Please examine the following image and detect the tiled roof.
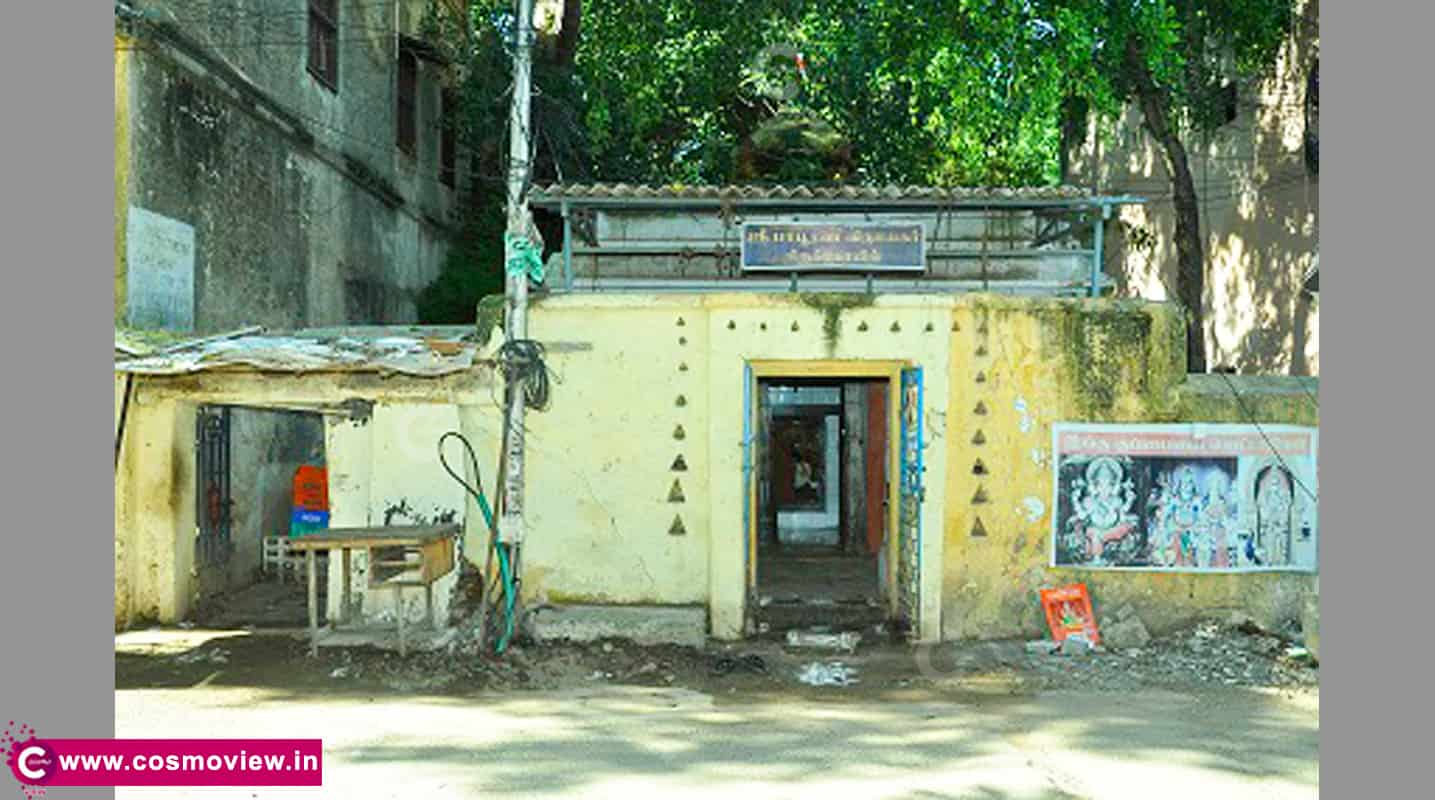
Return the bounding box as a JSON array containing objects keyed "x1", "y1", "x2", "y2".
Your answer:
[{"x1": 530, "y1": 183, "x2": 1104, "y2": 205}]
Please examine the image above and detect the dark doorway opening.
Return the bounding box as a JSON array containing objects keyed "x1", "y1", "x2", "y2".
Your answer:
[
  {"x1": 755, "y1": 377, "x2": 889, "y2": 635},
  {"x1": 191, "y1": 406, "x2": 329, "y2": 629}
]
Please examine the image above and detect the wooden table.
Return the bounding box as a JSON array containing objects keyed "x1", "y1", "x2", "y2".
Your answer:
[{"x1": 287, "y1": 524, "x2": 460, "y2": 656}]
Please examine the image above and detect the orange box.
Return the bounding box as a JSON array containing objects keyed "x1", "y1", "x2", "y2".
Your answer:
[
  {"x1": 292, "y1": 465, "x2": 329, "y2": 512},
  {"x1": 1040, "y1": 583, "x2": 1101, "y2": 646}
]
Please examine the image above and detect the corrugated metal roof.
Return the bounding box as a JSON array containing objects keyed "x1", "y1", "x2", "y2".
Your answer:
[
  {"x1": 530, "y1": 182, "x2": 1101, "y2": 205},
  {"x1": 114, "y1": 326, "x2": 486, "y2": 377}
]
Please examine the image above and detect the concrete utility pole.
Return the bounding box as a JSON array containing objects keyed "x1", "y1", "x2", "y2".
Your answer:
[{"x1": 500, "y1": 0, "x2": 535, "y2": 547}]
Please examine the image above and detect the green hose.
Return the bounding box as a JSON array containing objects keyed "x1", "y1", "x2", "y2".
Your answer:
[
  {"x1": 495, "y1": 545, "x2": 517, "y2": 653},
  {"x1": 439, "y1": 431, "x2": 518, "y2": 655}
]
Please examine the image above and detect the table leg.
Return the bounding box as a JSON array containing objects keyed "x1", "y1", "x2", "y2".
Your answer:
[
  {"x1": 341, "y1": 548, "x2": 352, "y2": 626},
  {"x1": 425, "y1": 584, "x2": 434, "y2": 630},
  {"x1": 307, "y1": 549, "x2": 318, "y2": 657},
  {"x1": 395, "y1": 584, "x2": 406, "y2": 657}
]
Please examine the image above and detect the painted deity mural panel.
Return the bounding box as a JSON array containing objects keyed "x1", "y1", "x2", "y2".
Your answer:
[{"x1": 1051, "y1": 424, "x2": 1317, "y2": 572}]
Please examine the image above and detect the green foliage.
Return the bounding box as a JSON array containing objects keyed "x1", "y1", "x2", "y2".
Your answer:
[
  {"x1": 415, "y1": 0, "x2": 1297, "y2": 325},
  {"x1": 575, "y1": 0, "x2": 1071, "y2": 185},
  {"x1": 1032, "y1": 0, "x2": 1294, "y2": 134},
  {"x1": 428, "y1": 0, "x2": 1298, "y2": 191},
  {"x1": 415, "y1": 202, "x2": 507, "y2": 325}
]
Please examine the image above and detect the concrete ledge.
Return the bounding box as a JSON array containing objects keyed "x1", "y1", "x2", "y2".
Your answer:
[
  {"x1": 1302, "y1": 576, "x2": 1319, "y2": 661},
  {"x1": 529, "y1": 605, "x2": 707, "y2": 649}
]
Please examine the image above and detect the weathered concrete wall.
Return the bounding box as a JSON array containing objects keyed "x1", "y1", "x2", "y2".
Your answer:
[
  {"x1": 117, "y1": 0, "x2": 458, "y2": 332},
  {"x1": 116, "y1": 297, "x2": 1317, "y2": 641},
  {"x1": 941, "y1": 297, "x2": 1317, "y2": 641},
  {"x1": 324, "y1": 404, "x2": 468, "y2": 627},
  {"x1": 115, "y1": 398, "x2": 197, "y2": 627},
  {"x1": 458, "y1": 292, "x2": 1315, "y2": 644},
  {"x1": 115, "y1": 368, "x2": 494, "y2": 630},
  {"x1": 461, "y1": 292, "x2": 956, "y2": 641},
  {"x1": 1066, "y1": 0, "x2": 1319, "y2": 375}
]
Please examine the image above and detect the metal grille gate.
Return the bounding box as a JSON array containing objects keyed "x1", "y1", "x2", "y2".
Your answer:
[{"x1": 196, "y1": 405, "x2": 233, "y2": 566}]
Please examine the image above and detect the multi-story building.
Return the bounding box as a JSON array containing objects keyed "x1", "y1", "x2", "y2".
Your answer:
[
  {"x1": 1066, "y1": 0, "x2": 1319, "y2": 376},
  {"x1": 113, "y1": 0, "x2": 469, "y2": 616}
]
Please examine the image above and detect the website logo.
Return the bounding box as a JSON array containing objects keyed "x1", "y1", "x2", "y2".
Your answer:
[{"x1": 3, "y1": 722, "x2": 50, "y2": 799}]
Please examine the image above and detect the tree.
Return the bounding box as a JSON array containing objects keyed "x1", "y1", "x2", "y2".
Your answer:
[
  {"x1": 573, "y1": 0, "x2": 1067, "y2": 186},
  {"x1": 418, "y1": 0, "x2": 1297, "y2": 363},
  {"x1": 1035, "y1": 0, "x2": 1296, "y2": 372},
  {"x1": 415, "y1": 0, "x2": 586, "y2": 323}
]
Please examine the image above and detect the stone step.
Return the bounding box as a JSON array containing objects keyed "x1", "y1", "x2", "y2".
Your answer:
[{"x1": 758, "y1": 600, "x2": 887, "y2": 633}]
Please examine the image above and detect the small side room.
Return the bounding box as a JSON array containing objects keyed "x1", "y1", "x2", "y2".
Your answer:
[
  {"x1": 188, "y1": 405, "x2": 330, "y2": 629},
  {"x1": 114, "y1": 328, "x2": 485, "y2": 634},
  {"x1": 754, "y1": 377, "x2": 890, "y2": 634}
]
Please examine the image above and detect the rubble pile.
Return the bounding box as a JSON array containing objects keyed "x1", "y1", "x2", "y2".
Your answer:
[
  {"x1": 1028, "y1": 617, "x2": 1318, "y2": 692},
  {"x1": 319, "y1": 637, "x2": 714, "y2": 694}
]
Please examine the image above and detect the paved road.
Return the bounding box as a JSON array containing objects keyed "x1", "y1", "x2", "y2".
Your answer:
[{"x1": 116, "y1": 682, "x2": 1318, "y2": 799}]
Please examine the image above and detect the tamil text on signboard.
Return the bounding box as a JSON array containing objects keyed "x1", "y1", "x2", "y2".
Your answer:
[{"x1": 741, "y1": 222, "x2": 925, "y2": 272}]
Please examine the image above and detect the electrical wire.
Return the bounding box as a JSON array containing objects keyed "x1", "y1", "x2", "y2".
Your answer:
[
  {"x1": 496, "y1": 339, "x2": 553, "y2": 412},
  {"x1": 1215, "y1": 372, "x2": 1319, "y2": 505}
]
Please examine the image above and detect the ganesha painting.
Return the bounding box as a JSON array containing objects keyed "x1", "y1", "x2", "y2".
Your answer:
[{"x1": 1065, "y1": 457, "x2": 1139, "y2": 565}]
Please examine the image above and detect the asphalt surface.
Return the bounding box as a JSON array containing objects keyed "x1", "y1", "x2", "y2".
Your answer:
[{"x1": 116, "y1": 639, "x2": 1318, "y2": 799}]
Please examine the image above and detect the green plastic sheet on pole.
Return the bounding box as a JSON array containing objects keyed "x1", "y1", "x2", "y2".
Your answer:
[{"x1": 504, "y1": 233, "x2": 545, "y2": 284}]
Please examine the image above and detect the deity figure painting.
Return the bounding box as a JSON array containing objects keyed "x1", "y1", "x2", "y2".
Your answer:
[
  {"x1": 1151, "y1": 465, "x2": 1204, "y2": 566},
  {"x1": 1254, "y1": 465, "x2": 1296, "y2": 566},
  {"x1": 1197, "y1": 470, "x2": 1239, "y2": 568},
  {"x1": 1063, "y1": 456, "x2": 1139, "y2": 565},
  {"x1": 1145, "y1": 461, "x2": 1239, "y2": 568}
]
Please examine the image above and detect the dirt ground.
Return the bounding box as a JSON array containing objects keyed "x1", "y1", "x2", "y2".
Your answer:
[
  {"x1": 115, "y1": 618, "x2": 1318, "y2": 798},
  {"x1": 117, "y1": 615, "x2": 1317, "y2": 699}
]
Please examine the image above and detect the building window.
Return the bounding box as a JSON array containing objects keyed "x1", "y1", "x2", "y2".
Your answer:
[
  {"x1": 307, "y1": 0, "x2": 338, "y2": 90},
  {"x1": 1218, "y1": 81, "x2": 1238, "y2": 125},
  {"x1": 397, "y1": 47, "x2": 418, "y2": 156},
  {"x1": 440, "y1": 88, "x2": 457, "y2": 188}
]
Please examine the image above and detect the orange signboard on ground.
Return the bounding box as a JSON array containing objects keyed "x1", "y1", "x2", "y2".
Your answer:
[{"x1": 1040, "y1": 583, "x2": 1101, "y2": 646}]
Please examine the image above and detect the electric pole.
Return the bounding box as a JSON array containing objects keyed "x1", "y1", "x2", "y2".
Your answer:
[{"x1": 500, "y1": 0, "x2": 534, "y2": 549}]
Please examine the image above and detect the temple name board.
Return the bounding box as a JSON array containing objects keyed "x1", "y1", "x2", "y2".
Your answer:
[{"x1": 740, "y1": 222, "x2": 925, "y2": 272}]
